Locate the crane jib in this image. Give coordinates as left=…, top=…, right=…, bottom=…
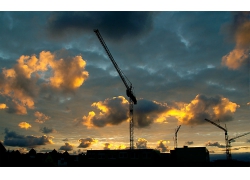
left=94, top=29, right=137, bottom=105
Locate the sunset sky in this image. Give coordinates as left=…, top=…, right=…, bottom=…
left=0, top=7, right=249, bottom=162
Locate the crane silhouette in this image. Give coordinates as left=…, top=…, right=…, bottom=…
left=94, top=29, right=137, bottom=150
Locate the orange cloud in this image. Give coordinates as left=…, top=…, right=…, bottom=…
left=222, top=12, right=250, bottom=69
left=0, top=51, right=88, bottom=115
left=49, top=55, right=89, bottom=92
left=78, top=138, right=98, bottom=148
left=18, top=122, right=32, bottom=129
left=0, top=103, right=8, bottom=109
left=34, top=111, right=50, bottom=123
left=171, top=94, right=239, bottom=125
left=222, top=48, right=248, bottom=70
left=82, top=96, right=129, bottom=128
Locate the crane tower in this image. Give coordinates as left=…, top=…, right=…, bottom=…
left=204, top=118, right=230, bottom=160
left=174, top=125, right=181, bottom=148
left=94, top=29, right=137, bottom=150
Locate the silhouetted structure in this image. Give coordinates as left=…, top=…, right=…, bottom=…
left=94, top=29, right=137, bottom=150
left=170, top=146, right=210, bottom=166
left=0, top=142, right=249, bottom=167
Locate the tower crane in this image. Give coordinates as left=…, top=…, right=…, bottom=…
left=174, top=125, right=181, bottom=148
left=94, top=29, right=137, bottom=150
left=228, top=131, right=250, bottom=160
left=204, top=118, right=230, bottom=160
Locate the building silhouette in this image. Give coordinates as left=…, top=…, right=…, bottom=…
left=0, top=142, right=249, bottom=167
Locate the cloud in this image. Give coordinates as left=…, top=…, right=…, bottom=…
left=246, top=139, right=250, bottom=143
left=171, top=94, right=240, bottom=125
left=40, top=127, right=56, bottom=134
left=34, top=111, right=50, bottom=123
left=0, top=103, right=8, bottom=109
left=136, top=138, right=148, bottom=149
left=103, top=143, right=112, bottom=150
left=47, top=12, right=155, bottom=41
left=82, top=96, right=129, bottom=128
left=82, top=96, right=171, bottom=128
left=78, top=138, right=98, bottom=148
left=3, top=128, right=54, bottom=148
left=205, top=141, right=225, bottom=148
left=134, top=99, right=170, bottom=127
left=6, top=100, right=27, bottom=115
left=0, top=51, right=89, bottom=115
left=18, top=122, right=32, bottom=129
left=82, top=94, right=239, bottom=128
left=156, top=140, right=170, bottom=152
left=222, top=12, right=250, bottom=69
left=62, top=138, right=69, bottom=141
left=114, top=144, right=127, bottom=150
left=59, top=142, right=74, bottom=151
left=185, top=141, right=194, bottom=145
left=247, top=102, right=250, bottom=106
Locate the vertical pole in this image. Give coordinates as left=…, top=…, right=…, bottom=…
left=129, top=97, right=134, bottom=150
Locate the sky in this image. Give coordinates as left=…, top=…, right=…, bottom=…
left=0, top=3, right=250, bottom=165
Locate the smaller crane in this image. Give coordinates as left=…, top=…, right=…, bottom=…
left=174, top=125, right=181, bottom=148
left=204, top=118, right=230, bottom=160
left=228, top=131, right=250, bottom=160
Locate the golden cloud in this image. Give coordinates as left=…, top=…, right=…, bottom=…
left=0, top=51, right=88, bottom=115
left=0, top=103, right=8, bottom=109
left=82, top=96, right=129, bottom=128
left=169, top=94, right=239, bottom=125
left=114, top=144, right=127, bottom=150
left=18, top=122, right=32, bottom=129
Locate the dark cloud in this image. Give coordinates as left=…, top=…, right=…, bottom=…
left=78, top=138, right=97, bottom=148
left=47, top=12, right=155, bottom=41
left=83, top=97, right=170, bottom=128
left=156, top=140, right=169, bottom=152
left=246, top=139, right=250, bottom=143
left=3, top=128, right=53, bottom=148
left=205, top=141, right=225, bottom=148
left=59, top=142, right=74, bottom=151
left=40, top=127, right=56, bottom=134
left=83, top=96, right=128, bottom=128
left=136, top=138, right=148, bottom=149
left=62, top=138, right=69, bottom=141
left=185, top=141, right=194, bottom=145
left=103, top=143, right=112, bottom=150
left=134, top=99, right=169, bottom=128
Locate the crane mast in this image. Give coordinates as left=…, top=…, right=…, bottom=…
left=94, top=29, right=137, bottom=150
left=204, top=118, right=230, bottom=160
left=174, top=125, right=181, bottom=148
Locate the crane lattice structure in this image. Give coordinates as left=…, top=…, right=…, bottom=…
left=228, top=131, right=250, bottom=160
left=174, top=125, right=181, bottom=148
left=94, top=29, right=137, bottom=150
left=204, top=118, right=230, bottom=160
